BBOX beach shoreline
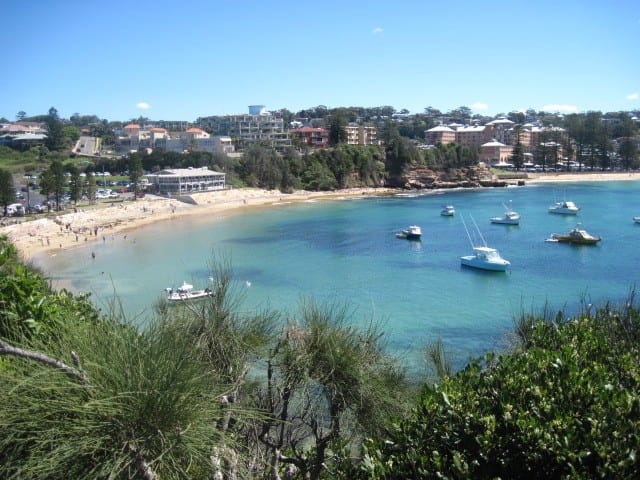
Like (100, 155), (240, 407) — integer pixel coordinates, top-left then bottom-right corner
(1, 187), (393, 261)
(3, 171), (639, 261)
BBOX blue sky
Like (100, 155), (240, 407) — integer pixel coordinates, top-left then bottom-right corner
(2, 0), (639, 121)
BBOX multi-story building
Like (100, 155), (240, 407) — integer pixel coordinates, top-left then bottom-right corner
(479, 139), (513, 164)
(484, 118), (515, 145)
(289, 126), (329, 148)
(425, 125), (456, 146)
(345, 124), (378, 146)
(453, 125), (491, 149)
(197, 107), (292, 151)
(116, 123), (233, 155)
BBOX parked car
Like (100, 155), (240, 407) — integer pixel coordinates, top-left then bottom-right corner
(6, 203), (25, 217)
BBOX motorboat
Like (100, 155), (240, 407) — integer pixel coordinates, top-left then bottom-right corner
(461, 246), (511, 272)
(396, 225), (422, 240)
(460, 215), (510, 272)
(552, 225), (601, 245)
(165, 281), (214, 302)
(490, 203), (520, 225)
(548, 200), (579, 215)
(634, 216), (640, 224)
(441, 205), (455, 216)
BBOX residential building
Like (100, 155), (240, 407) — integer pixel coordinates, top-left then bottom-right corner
(484, 118), (515, 145)
(289, 126), (329, 148)
(197, 107), (292, 151)
(452, 125), (491, 149)
(155, 135), (235, 154)
(0, 122), (48, 149)
(479, 139), (513, 164)
(145, 167), (226, 195)
(425, 125), (456, 145)
(345, 124), (378, 146)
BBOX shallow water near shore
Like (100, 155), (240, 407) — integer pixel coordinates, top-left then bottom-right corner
(36, 181), (640, 373)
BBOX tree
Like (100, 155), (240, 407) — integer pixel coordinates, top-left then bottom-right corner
(618, 138), (638, 171)
(85, 170), (96, 204)
(128, 153), (144, 199)
(63, 125), (81, 145)
(16, 111), (26, 121)
(44, 107), (65, 151)
(253, 299), (407, 480)
(68, 165), (82, 205)
(0, 168), (15, 216)
(329, 111), (348, 146)
(511, 124), (524, 170)
(40, 160), (66, 209)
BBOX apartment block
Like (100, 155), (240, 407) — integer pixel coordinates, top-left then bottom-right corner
(198, 107), (292, 151)
(345, 124), (378, 146)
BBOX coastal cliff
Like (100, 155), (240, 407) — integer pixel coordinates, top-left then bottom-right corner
(389, 165), (509, 190)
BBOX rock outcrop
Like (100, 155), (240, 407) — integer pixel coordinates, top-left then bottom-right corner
(391, 165), (508, 190)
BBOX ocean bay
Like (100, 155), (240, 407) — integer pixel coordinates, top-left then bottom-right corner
(36, 180), (640, 372)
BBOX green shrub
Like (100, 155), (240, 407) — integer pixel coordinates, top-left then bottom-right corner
(347, 299), (640, 479)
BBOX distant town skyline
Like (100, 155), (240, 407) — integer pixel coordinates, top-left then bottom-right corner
(2, 1), (639, 121)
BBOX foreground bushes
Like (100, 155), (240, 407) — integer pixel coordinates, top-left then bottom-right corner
(348, 300), (640, 479)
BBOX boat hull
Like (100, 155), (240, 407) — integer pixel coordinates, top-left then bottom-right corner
(548, 209), (578, 215)
(167, 288), (214, 302)
(490, 217), (519, 225)
(460, 256), (510, 272)
(554, 236), (600, 245)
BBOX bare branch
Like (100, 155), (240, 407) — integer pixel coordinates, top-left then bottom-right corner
(0, 339), (91, 387)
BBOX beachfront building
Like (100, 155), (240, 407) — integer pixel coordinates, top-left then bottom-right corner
(146, 167), (226, 196)
(479, 139), (513, 164)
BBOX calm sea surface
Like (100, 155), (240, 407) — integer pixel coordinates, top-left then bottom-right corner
(35, 181), (640, 372)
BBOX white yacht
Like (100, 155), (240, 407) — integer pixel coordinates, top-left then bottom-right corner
(461, 246), (511, 272)
(548, 200), (579, 215)
(490, 203), (520, 225)
(396, 225), (422, 240)
(441, 205), (455, 216)
(460, 215), (510, 272)
(165, 281), (214, 302)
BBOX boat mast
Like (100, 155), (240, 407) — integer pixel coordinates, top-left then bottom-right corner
(470, 215), (487, 247)
(461, 214), (476, 248)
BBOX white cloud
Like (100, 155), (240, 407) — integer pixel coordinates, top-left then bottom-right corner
(541, 104), (578, 113)
(372, 27), (383, 35)
(627, 92), (639, 100)
(136, 102), (151, 110)
(471, 102), (488, 111)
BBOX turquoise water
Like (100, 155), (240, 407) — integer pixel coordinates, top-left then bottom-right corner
(36, 181), (640, 372)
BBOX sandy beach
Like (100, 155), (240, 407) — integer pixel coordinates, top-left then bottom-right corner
(2, 171), (639, 261)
